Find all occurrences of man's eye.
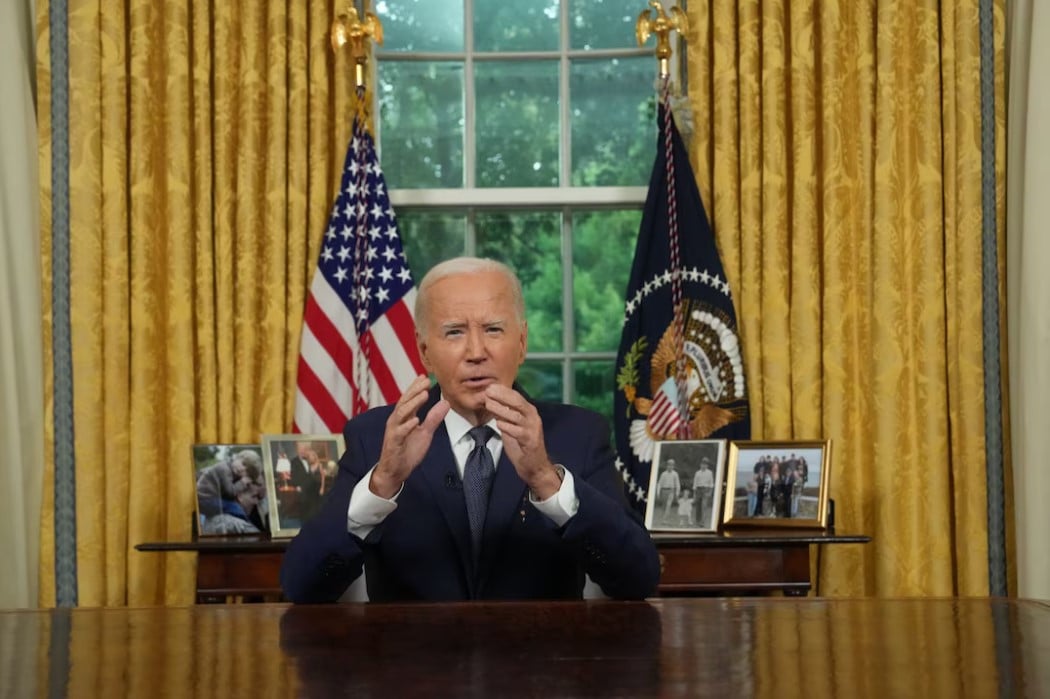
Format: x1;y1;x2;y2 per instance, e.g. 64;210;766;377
485;326;503;335
445;329;464;338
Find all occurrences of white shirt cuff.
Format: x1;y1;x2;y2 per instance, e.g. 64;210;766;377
529;466;579;527
347;465;401;539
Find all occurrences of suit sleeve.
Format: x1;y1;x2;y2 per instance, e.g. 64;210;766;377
558;413;660;600
280;419;373;604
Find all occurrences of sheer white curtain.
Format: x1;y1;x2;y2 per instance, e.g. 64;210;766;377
0;0;42;610
1008;0;1050;601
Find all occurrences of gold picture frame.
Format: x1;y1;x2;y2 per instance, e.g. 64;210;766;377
262;433;346;538
722;440;832;529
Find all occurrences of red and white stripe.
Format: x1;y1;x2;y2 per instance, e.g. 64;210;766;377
293;274;424;434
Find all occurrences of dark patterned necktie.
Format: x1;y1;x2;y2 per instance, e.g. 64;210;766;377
463;425;496;558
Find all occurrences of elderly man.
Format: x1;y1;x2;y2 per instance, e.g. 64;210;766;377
281;257;660;602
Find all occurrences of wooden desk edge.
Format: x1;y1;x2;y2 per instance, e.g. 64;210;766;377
136;532;871;552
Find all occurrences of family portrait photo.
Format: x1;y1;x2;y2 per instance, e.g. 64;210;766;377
191;443;268;536
262;433;345;537
723;440;832;529
644;440;727;533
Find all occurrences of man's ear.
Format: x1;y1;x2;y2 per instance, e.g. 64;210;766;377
417;332;432;371
518;321;528;364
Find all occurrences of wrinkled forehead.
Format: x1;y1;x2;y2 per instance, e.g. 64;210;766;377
428;273;521;322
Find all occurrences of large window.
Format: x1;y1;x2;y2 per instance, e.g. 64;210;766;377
375;0;660;422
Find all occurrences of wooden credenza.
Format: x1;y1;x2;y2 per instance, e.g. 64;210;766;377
137;530;868;602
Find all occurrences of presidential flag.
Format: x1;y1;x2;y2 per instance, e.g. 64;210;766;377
293;109;425;433
614;100;751;509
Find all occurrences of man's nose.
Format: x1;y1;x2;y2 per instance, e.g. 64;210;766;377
465;327;486;360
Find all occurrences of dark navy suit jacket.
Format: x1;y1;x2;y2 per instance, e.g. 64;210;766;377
280;386;660;603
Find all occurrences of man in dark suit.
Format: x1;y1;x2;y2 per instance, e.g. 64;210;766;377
281;257;660;602
285;442;321;521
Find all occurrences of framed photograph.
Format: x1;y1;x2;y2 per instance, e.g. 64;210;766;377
723;440;832;529
644;440;727;533
262;433;345;538
191;443;268;537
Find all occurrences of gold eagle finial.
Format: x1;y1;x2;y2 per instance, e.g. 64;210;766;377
635;1;688;77
331;5;384;88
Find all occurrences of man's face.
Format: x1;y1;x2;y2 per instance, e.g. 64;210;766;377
417;270;527;423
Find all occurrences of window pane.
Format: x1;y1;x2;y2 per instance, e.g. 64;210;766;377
378;61;464;188
375;0;464;52
475;61;560;187
475;211;562;352
398;211;466;282
573;209;638;351
518;360;563;403
570;56;654;186
570;0;640;50
474;0;560;51
573;360;616;424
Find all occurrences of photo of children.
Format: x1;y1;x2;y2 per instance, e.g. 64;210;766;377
644;440;727;533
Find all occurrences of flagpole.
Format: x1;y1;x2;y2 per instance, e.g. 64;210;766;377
636;2;692;438
331;4;385;414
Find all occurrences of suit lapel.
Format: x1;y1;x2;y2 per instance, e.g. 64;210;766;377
475;435;531;594
416;388;475;591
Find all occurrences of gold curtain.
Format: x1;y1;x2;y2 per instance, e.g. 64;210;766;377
37;1;355;606
686;0;1008;595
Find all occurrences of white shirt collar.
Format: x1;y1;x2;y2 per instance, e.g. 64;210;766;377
443;404;501;447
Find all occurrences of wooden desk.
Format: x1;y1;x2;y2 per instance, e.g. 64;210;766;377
136;531;868;602
3;598;1048;697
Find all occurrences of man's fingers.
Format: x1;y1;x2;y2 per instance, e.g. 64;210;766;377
389;375;431;424
484;385;535;424
482;383;524;409
420;399;451;433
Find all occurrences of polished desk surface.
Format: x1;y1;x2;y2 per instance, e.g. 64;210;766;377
3;597;1047;698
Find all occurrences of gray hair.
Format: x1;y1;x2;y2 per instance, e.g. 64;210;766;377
234;450;262;477
234;449;261;467
414;256;526;333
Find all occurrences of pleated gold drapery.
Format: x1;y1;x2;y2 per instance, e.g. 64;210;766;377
37;1;355;606
37;0;1007;606
686;0;1008;596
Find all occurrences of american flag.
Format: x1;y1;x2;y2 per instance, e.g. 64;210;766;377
293;113;426;434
